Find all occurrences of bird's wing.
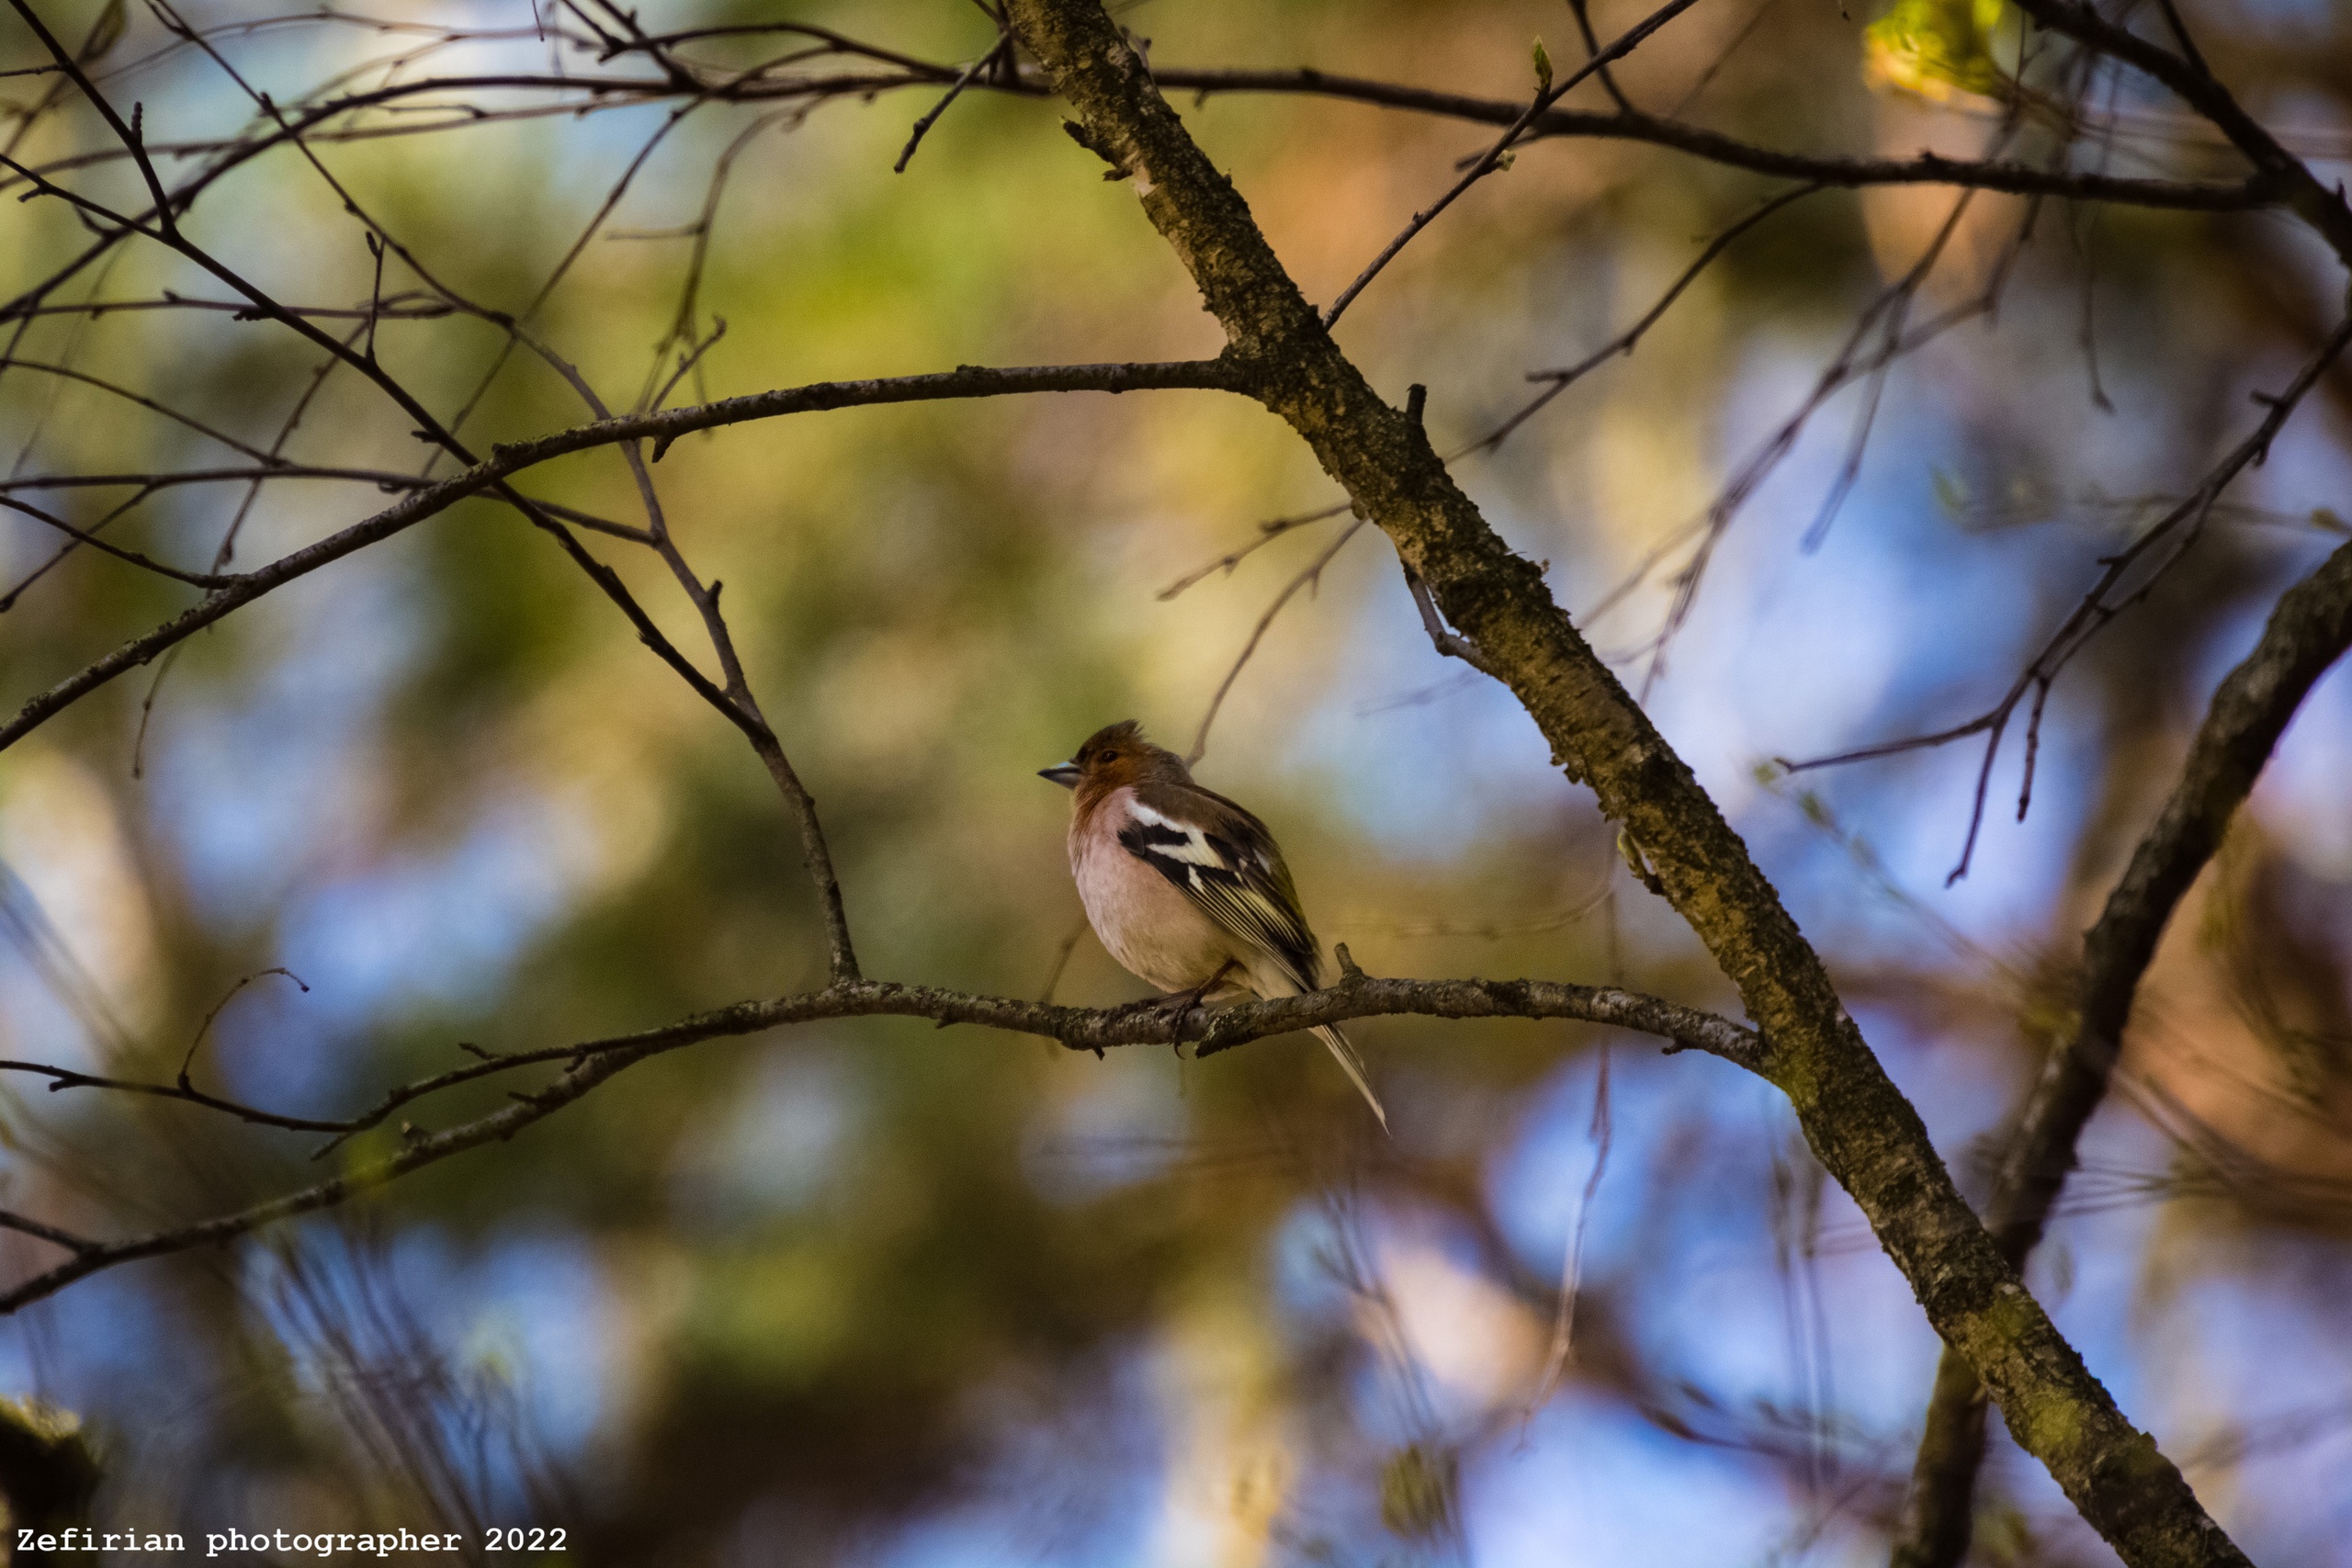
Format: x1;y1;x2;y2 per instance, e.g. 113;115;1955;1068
1115;785;1321;992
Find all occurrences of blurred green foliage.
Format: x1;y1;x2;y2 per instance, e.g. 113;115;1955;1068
1;0;2350;1562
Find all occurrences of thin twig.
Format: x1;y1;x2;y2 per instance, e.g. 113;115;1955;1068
0;974;1759;1312
0;494;232;589
1321;0;1705;328
0;358;1244;757
895;31;1011;171
1186;517;1367;765
1781;308;2352;882
518;333;865;981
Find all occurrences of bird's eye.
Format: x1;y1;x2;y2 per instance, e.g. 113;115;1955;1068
1098;750;1118;763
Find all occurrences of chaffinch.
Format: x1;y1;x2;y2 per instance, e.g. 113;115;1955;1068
1040;721;1387;1131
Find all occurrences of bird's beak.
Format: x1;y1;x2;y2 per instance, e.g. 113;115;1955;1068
1038;761;1082;790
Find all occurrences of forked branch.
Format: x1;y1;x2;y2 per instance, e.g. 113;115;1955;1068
0;358;1246;757
1000;1;2248;1560
1891;533;2352;1567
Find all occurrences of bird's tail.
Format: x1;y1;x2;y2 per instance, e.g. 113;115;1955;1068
1312;1023;1389;1134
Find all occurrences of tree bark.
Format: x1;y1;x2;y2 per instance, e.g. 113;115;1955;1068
1891;535;2352;1566
1001;3;2252;1562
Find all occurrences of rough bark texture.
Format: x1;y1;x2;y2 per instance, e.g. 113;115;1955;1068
1893;536;2352;1566
1001;3;2251;1563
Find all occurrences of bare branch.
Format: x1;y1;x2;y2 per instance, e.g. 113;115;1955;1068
0;1210;97;1258
0;972;1757;1313
1781;307;2352;882
1155;499;1353;601
1168;186;1824;596
4;0;175;231
1472;180;1826;453
1002;3;2248;1558
1321;0;1703;327
0;358;299;462
0;293;453;322
0;968;319;1132
1144;68;2270;214
895;28;1011;172
0;495;232;590
1640;179;2014;694
1187;518;1366;766
1891;532;2352;1567
518;335;863;981
0;357;1245;756
2005;0;2352;263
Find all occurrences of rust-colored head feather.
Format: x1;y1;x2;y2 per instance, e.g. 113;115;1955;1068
1039;719;1189;810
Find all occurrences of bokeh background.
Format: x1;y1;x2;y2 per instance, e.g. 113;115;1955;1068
2;0;2350;1562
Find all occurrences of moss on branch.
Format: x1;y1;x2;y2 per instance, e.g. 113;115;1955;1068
1001;1;2248;1562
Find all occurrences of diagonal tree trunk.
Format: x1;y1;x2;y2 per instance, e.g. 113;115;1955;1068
1001;2;2252;1562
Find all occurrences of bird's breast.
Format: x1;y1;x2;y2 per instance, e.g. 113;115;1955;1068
1069;815;1238;994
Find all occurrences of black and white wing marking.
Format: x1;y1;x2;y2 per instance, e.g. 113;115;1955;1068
1115;796;1320;989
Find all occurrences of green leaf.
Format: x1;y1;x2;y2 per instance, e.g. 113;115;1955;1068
1931;466;1972;518
1379;1444;1459;1540
1863;0;2008;101
1532;36;1554;95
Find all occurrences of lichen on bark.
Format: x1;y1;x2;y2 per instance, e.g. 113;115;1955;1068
1001;2;2252;1562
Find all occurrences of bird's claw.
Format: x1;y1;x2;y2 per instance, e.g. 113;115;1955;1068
1151;987;1213;1027
1135;958;1238;1036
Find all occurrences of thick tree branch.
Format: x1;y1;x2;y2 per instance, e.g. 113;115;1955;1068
0;973;1755;1314
1891;535;2352;1568
1000;3;2245;1562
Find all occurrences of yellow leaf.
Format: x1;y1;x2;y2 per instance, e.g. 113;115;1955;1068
1862;0;2008;103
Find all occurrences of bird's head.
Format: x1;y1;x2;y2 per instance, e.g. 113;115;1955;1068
1039;720;1189;802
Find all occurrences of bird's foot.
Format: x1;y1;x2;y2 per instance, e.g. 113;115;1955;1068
1145;962;1240;1049
1153;986;1210;1021
1099;989;1208;1036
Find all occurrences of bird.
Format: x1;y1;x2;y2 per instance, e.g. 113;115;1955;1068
1039;720;1387;1131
